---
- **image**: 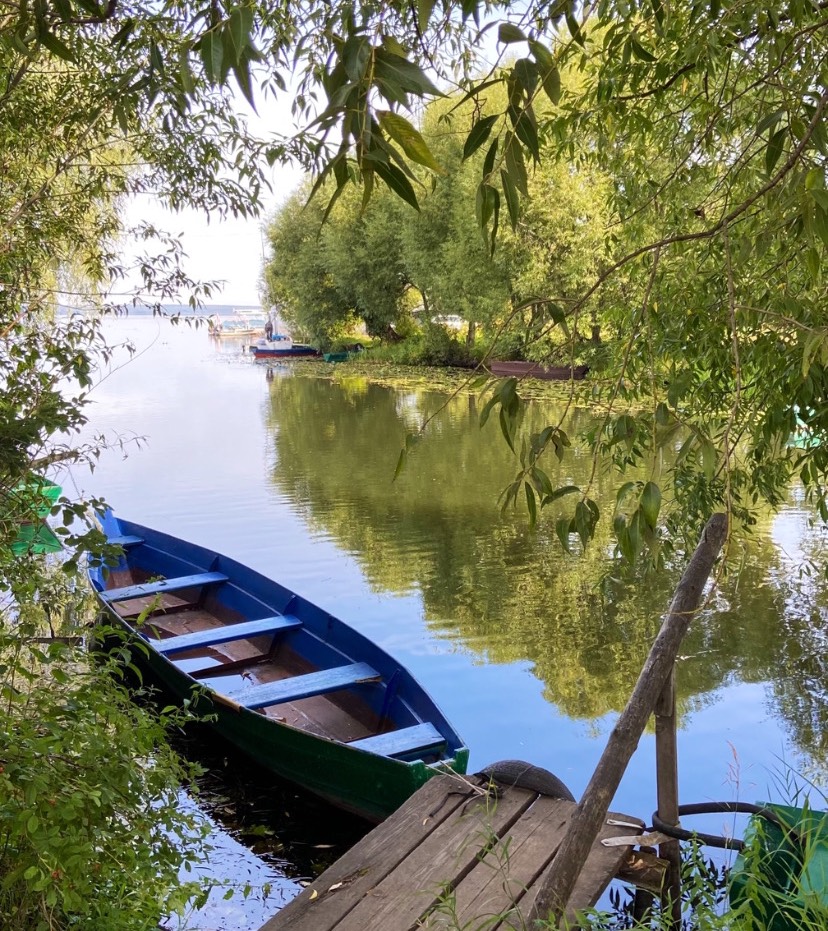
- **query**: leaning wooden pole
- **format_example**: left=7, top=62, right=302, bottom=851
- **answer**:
left=527, top=512, right=729, bottom=927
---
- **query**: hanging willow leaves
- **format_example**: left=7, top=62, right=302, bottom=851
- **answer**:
left=463, top=114, right=498, bottom=161
left=373, top=160, right=420, bottom=209
left=500, top=168, right=520, bottom=228
left=377, top=110, right=443, bottom=172
left=498, top=23, right=527, bottom=43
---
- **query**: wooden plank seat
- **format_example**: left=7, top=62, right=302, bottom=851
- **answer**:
left=226, top=661, right=380, bottom=709
left=150, top=615, right=302, bottom=656
left=100, top=571, right=228, bottom=603
left=106, top=534, right=145, bottom=548
left=348, top=723, right=445, bottom=758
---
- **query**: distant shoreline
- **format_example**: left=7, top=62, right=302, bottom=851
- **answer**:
left=57, top=304, right=263, bottom=317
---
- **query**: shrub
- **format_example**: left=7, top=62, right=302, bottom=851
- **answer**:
left=0, top=575, right=210, bottom=931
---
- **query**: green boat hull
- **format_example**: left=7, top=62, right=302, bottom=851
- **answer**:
left=730, top=803, right=828, bottom=931
left=121, top=628, right=467, bottom=821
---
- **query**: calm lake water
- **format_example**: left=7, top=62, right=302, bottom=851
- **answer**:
left=67, top=316, right=828, bottom=929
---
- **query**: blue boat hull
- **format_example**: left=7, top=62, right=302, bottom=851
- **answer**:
left=88, top=513, right=468, bottom=821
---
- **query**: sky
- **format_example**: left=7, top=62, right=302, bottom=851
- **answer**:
left=118, top=28, right=504, bottom=310
left=122, top=90, right=304, bottom=309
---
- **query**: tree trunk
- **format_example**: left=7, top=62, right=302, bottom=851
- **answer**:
left=466, top=320, right=477, bottom=347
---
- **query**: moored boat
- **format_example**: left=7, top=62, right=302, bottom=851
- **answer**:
left=249, top=335, right=320, bottom=359
left=88, top=512, right=468, bottom=821
left=490, top=360, right=589, bottom=381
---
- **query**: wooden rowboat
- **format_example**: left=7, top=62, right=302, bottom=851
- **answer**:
left=88, top=512, right=469, bottom=821
left=490, top=361, right=589, bottom=381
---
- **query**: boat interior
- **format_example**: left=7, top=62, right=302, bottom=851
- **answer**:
left=96, top=534, right=454, bottom=765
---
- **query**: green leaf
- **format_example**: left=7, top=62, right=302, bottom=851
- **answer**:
left=757, top=110, right=785, bottom=135
left=479, top=394, right=500, bottom=427
left=542, top=65, right=561, bottom=106
left=556, top=517, right=573, bottom=553
left=802, top=330, right=825, bottom=377
left=629, top=38, right=656, bottom=62
left=544, top=484, right=580, bottom=504
left=698, top=438, right=716, bottom=478
left=228, top=7, right=254, bottom=61
left=373, top=160, right=420, bottom=210
left=476, top=182, right=497, bottom=231
left=462, top=114, right=498, bottom=161
left=574, top=500, right=594, bottom=549
left=565, top=11, right=586, bottom=46
left=500, top=168, right=519, bottom=229
left=530, top=467, right=554, bottom=497
left=616, top=480, right=637, bottom=506
left=514, top=58, right=538, bottom=95
left=640, top=481, right=661, bottom=529
left=525, top=482, right=537, bottom=527
left=378, top=111, right=442, bottom=172
left=806, top=246, right=821, bottom=283
left=343, top=35, right=371, bottom=81
left=40, top=32, right=75, bottom=62
left=498, top=23, right=527, bottom=44
left=529, top=41, right=561, bottom=105
left=178, top=47, right=196, bottom=94
left=499, top=404, right=516, bottom=453
left=482, top=137, right=499, bottom=178
left=233, top=56, right=256, bottom=108
left=504, top=134, right=528, bottom=195
left=765, top=127, right=786, bottom=177
left=381, top=34, right=408, bottom=58
left=417, top=0, right=436, bottom=26
left=511, top=107, right=539, bottom=162
left=373, top=49, right=442, bottom=98
left=200, top=31, right=224, bottom=83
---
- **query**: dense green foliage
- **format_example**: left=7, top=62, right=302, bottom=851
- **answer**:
left=0, top=612, right=208, bottom=931
left=0, top=4, right=269, bottom=927
left=264, top=0, right=828, bottom=565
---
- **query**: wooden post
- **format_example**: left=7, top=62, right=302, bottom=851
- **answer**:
left=655, top=668, right=682, bottom=929
left=527, top=512, right=728, bottom=927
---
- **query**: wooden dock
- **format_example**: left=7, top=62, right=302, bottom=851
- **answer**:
left=260, top=771, right=648, bottom=931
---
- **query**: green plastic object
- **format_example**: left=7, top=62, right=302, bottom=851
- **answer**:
left=7, top=477, right=62, bottom=555
left=729, top=803, right=828, bottom=931
left=10, top=521, right=62, bottom=555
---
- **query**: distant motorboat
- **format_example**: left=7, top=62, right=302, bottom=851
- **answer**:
left=249, top=335, right=320, bottom=359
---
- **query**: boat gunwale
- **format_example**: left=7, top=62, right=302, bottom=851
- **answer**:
left=88, top=514, right=469, bottom=819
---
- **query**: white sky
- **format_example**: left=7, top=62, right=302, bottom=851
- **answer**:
left=122, top=88, right=304, bottom=308
left=118, top=30, right=503, bottom=309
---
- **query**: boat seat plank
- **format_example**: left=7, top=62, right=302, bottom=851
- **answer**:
left=107, top=534, right=145, bottom=548
left=349, top=723, right=445, bottom=758
left=101, top=571, right=228, bottom=603
left=227, top=662, right=380, bottom=709
left=151, top=615, right=302, bottom=656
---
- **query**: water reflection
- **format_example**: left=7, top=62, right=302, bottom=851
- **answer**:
left=162, top=726, right=368, bottom=931
left=264, top=374, right=828, bottom=768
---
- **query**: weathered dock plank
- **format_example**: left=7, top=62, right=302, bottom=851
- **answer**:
left=260, top=773, right=645, bottom=931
